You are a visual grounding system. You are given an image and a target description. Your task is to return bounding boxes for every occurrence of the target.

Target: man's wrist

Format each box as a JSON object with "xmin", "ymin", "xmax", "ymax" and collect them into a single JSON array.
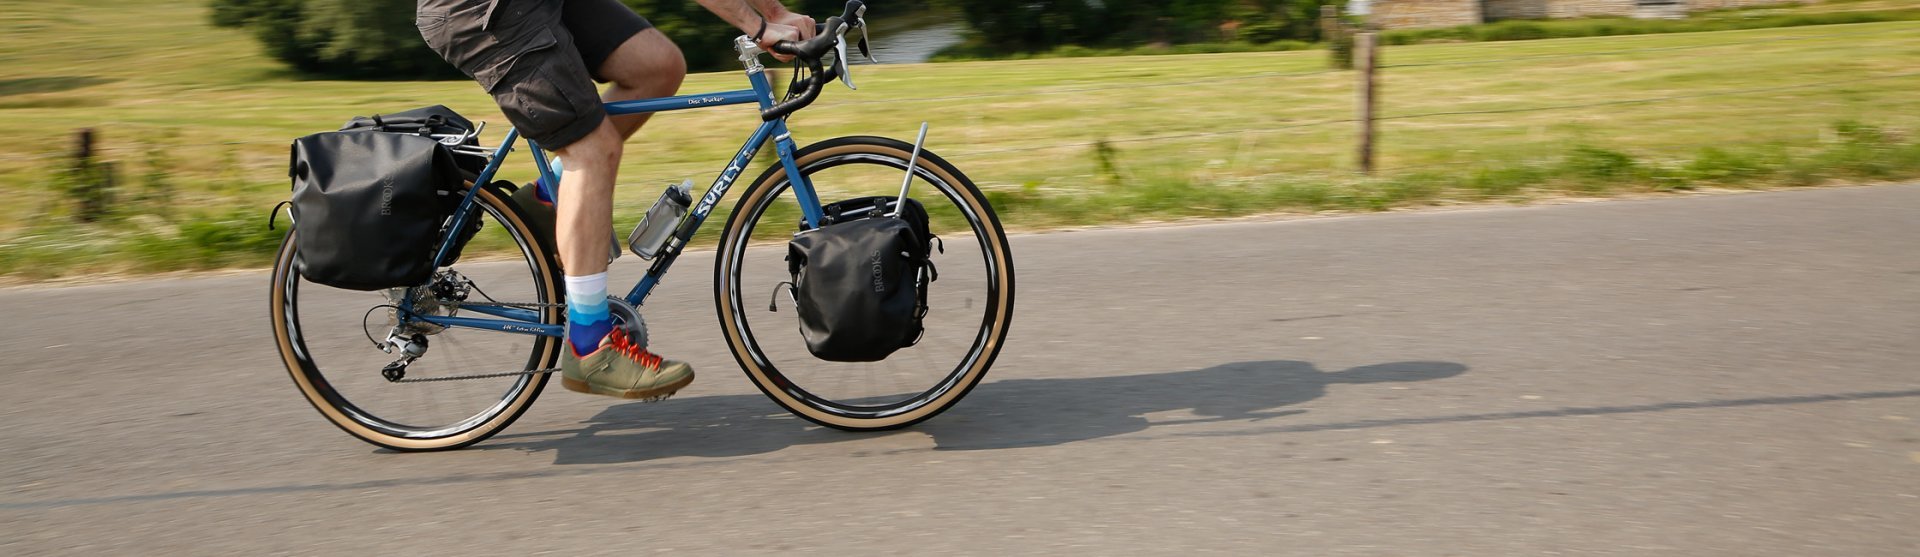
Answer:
[{"xmin": 753, "ymin": 1, "xmax": 792, "ymax": 20}]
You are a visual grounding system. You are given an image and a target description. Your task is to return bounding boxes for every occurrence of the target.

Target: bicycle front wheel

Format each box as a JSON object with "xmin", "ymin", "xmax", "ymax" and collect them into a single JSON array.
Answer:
[
  {"xmin": 716, "ymin": 136, "xmax": 1016, "ymax": 431},
  {"xmin": 269, "ymin": 183, "xmax": 563, "ymax": 451}
]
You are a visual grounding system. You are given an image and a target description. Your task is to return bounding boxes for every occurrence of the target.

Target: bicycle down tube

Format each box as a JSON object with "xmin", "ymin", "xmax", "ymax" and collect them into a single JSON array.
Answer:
[{"xmin": 409, "ymin": 65, "xmax": 825, "ymax": 338}]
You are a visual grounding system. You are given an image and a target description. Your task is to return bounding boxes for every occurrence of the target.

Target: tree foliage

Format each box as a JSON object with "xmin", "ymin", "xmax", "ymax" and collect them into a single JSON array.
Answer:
[
  {"xmin": 208, "ymin": 0, "xmax": 923, "ymax": 79},
  {"xmin": 211, "ymin": 0, "xmax": 1333, "ymax": 77},
  {"xmin": 939, "ymin": 0, "xmax": 1341, "ymax": 54},
  {"xmin": 210, "ymin": 0, "xmax": 459, "ymax": 78}
]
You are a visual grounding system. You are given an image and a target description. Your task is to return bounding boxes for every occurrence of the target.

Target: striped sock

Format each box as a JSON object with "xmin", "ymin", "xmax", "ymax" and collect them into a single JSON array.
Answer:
[{"xmin": 564, "ymin": 272, "xmax": 613, "ymax": 356}]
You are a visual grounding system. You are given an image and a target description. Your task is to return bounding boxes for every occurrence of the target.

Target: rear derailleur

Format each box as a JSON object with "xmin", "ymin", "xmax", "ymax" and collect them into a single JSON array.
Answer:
[{"xmin": 372, "ymin": 270, "xmax": 473, "ymax": 382}]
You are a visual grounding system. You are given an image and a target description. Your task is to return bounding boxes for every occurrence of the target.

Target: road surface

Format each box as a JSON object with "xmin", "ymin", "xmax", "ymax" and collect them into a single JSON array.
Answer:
[{"xmin": 3, "ymin": 185, "xmax": 1917, "ymax": 554}]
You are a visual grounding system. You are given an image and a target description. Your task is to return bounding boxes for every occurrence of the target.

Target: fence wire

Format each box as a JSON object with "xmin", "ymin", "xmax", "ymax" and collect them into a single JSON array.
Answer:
[{"xmin": 1380, "ymin": 26, "xmax": 1917, "ymax": 70}]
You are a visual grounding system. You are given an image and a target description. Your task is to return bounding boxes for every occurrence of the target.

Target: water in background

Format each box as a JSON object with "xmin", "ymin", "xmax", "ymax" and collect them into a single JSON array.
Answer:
[{"xmin": 855, "ymin": 19, "xmax": 964, "ymax": 64}]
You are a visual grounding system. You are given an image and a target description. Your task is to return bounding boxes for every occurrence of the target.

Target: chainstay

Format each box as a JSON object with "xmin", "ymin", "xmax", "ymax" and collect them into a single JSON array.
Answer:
[
  {"xmin": 393, "ymin": 367, "xmax": 560, "ymax": 383},
  {"xmin": 392, "ymin": 299, "xmax": 564, "ymax": 382},
  {"xmin": 454, "ymin": 301, "xmax": 567, "ymax": 310}
]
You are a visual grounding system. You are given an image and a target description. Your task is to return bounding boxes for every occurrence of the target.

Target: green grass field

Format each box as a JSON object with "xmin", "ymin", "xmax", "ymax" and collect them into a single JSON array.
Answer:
[{"xmin": 3, "ymin": 1, "xmax": 1919, "ymax": 279}]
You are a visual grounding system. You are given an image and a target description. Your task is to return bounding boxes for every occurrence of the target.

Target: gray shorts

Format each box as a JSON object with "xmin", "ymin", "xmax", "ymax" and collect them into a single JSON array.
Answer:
[{"xmin": 416, "ymin": 0, "xmax": 653, "ymax": 150}]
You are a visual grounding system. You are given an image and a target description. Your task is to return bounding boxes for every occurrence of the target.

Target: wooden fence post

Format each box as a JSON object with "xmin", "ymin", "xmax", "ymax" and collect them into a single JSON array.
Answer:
[
  {"xmin": 67, "ymin": 128, "xmax": 119, "ymax": 222},
  {"xmin": 1356, "ymin": 32, "xmax": 1378, "ymax": 175}
]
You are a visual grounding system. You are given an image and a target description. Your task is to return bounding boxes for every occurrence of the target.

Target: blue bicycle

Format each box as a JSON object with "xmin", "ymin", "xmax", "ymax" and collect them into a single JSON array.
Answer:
[{"xmin": 269, "ymin": 2, "xmax": 1015, "ymax": 451}]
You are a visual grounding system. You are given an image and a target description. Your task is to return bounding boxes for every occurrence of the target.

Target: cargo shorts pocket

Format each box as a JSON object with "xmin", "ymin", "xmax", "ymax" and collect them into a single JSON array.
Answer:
[
  {"xmin": 498, "ymin": 61, "xmax": 602, "ymax": 144},
  {"xmin": 422, "ymin": 9, "xmax": 559, "ymax": 93},
  {"xmin": 415, "ymin": 9, "xmax": 450, "ymax": 36}
]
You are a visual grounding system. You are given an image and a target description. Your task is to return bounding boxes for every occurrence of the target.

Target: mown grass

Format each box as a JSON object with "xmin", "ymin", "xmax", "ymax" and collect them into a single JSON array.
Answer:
[
  {"xmin": 929, "ymin": 1, "xmax": 1920, "ymax": 61},
  {"xmin": 2, "ymin": 1, "xmax": 1919, "ymax": 279},
  {"xmin": 931, "ymin": 40, "xmax": 1320, "ymax": 63},
  {"xmin": 1382, "ymin": 6, "xmax": 1920, "ymax": 45}
]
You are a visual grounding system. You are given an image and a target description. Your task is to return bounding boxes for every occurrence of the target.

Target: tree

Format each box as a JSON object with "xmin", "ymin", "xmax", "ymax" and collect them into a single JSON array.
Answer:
[
  {"xmin": 210, "ymin": 0, "xmax": 458, "ymax": 78},
  {"xmin": 938, "ymin": 0, "xmax": 1340, "ymax": 55},
  {"xmin": 210, "ymin": 0, "xmax": 903, "ymax": 79}
]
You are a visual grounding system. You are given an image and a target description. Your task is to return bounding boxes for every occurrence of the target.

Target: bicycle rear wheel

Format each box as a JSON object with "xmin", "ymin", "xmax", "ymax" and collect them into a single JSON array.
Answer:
[
  {"xmin": 269, "ymin": 184, "xmax": 563, "ymax": 451},
  {"xmin": 715, "ymin": 136, "xmax": 1015, "ymax": 431}
]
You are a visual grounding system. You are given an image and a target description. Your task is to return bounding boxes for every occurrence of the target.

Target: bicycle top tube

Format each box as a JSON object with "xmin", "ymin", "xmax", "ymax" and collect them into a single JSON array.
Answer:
[{"xmin": 604, "ymin": 89, "xmax": 762, "ymax": 116}]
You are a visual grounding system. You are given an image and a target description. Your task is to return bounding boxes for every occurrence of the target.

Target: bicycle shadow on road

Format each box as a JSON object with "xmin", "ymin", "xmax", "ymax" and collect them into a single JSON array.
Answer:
[
  {"xmin": 920, "ymin": 360, "xmax": 1466, "ymax": 450},
  {"xmin": 483, "ymin": 360, "xmax": 1467, "ymax": 465}
]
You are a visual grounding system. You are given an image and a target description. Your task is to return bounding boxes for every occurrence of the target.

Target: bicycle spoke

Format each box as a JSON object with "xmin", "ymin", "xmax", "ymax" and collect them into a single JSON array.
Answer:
[
  {"xmin": 272, "ymin": 185, "xmax": 559, "ymax": 451},
  {"xmin": 717, "ymin": 138, "xmax": 1013, "ymax": 430}
]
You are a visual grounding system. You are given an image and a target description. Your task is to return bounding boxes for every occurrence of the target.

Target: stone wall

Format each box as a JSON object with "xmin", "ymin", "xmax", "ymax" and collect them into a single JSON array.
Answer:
[
  {"xmin": 1375, "ymin": 0, "xmax": 1805, "ymax": 28},
  {"xmin": 1687, "ymin": 0, "xmax": 1800, "ymax": 11},
  {"xmin": 1482, "ymin": 0, "xmax": 1547, "ymax": 20},
  {"xmin": 1483, "ymin": 0, "xmax": 1639, "ymax": 20},
  {"xmin": 1370, "ymin": 0, "xmax": 1485, "ymax": 29}
]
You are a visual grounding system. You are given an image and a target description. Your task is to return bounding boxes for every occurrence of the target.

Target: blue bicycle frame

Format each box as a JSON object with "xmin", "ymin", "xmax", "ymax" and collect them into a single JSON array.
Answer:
[{"xmin": 404, "ymin": 62, "xmax": 823, "ymax": 339}]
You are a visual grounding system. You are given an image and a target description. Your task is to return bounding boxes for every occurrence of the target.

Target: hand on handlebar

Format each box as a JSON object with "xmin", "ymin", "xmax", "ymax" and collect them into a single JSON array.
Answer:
[
  {"xmin": 756, "ymin": 21, "xmax": 806, "ymax": 62},
  {"xmin": 771, "ymin": 12, "xmax": 816, "ymax": 41},
  {"xmin": 757, "ymin": 1, "xmax": 865, "ymax": 121}
]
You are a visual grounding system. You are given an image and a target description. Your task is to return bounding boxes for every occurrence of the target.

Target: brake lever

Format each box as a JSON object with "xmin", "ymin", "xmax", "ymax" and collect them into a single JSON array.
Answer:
[
  {"xmin": 857, "ymin": 19, "xmax": 876, "ymax": 63},
  {"xmin": 834, "ymin": 30, "xmax": 856, "ymax": 90}
]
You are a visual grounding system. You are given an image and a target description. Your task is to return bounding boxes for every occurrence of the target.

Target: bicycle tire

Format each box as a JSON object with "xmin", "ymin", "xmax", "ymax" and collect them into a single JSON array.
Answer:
[
  {"xmin": 714, "ymin": 136, "xmax": 1016, "ymax": 431},
  {"xmin": 270, "ymin": 183, "xmax": 563, "ymax": 451}
]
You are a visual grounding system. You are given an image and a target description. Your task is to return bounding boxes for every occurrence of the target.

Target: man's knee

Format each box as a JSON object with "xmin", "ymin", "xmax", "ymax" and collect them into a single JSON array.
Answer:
[
  {"xmin": 555, "ymin": 122, "xmax": 623, "ymax": 168},
  {"xmin": 602, "ymin": 29, "xmax": 687, "ymax": 94}
]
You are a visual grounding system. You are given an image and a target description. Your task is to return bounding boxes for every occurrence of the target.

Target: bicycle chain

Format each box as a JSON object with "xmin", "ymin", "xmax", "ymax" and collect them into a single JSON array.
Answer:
[
  {"xmin": 388, "ymin": 301, "xmax": 567, "ymax": 382},
  {"xmin": 393, "ymin": 367, "xmax": 560, "ymax": 383}
]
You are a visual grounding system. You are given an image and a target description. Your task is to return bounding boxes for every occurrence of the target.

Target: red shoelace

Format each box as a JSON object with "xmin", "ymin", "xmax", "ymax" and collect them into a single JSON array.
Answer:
[{"xmin": 606, "ymin": 328, "xmax": 663, "ymax": 370}]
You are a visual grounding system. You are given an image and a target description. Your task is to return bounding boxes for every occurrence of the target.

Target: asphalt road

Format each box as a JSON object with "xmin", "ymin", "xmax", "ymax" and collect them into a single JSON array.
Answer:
[{"xmin": 3, "ymin": 185, "xmax": 1917, "ymax": 555}]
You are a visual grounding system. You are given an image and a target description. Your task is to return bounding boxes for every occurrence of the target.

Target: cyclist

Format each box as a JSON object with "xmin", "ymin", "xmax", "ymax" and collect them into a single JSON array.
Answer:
[{"xmin": 415, "ymin": 0, "xmax": 814, "ymax": 399}]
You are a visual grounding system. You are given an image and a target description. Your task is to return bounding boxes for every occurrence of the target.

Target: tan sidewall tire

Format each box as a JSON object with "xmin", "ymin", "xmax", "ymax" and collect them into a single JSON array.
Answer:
[
  {"xmin": 270, "ymin": 185, "xmax": 562, "ymax": 451},
  {"xmin": 715, "ymin": 138, "xmax": 1014, "ymax": 431}
]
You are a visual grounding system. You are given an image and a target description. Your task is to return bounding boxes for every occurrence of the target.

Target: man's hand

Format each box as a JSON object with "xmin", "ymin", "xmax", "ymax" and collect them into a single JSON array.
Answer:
[
  {"xmin": 694, "ymin": 1, "xmax": 816, "ymax": 62},
  {"xmin": 771, "ymin": 11, "xmax": 816, "ymax": 41},
  {"xmin": 756, "ymin": 22, "xmax": 805, "ymax": 63}
]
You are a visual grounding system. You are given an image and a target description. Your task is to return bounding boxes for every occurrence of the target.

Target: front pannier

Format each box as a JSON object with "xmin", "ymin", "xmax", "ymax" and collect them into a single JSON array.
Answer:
[{"xmin": 786, "ymin": 196, "xmax": 939, "ymax": 362}]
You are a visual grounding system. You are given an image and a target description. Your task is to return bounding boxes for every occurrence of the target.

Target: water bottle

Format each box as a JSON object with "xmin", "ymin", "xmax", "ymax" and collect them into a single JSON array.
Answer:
[
  {"xmin": 628, "ymin": 180, "xmax": 693, "ymax": 260},
  {"xmin": 537, "ymin": 157, "xmax": 562, "ymax": 202}
]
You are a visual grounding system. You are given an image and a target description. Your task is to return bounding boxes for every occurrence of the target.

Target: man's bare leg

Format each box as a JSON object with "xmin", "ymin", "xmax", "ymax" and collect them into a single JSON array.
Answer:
[
  {"xmin": 548, "ymin": 28, "xmax": 683, "ymax": 360},
  {"xmin": 551, "ymin": 120, "xmax": 622, "ymax": 278},
  {"xmin": 551, "ymin": 118, "xmax": 695, "ymax": 398},
  {"xmin": 597, "ymin": 28, "xmax": 688, "ymax": 140},
  {"xmin": 550, "ymin": 29, "xmax": 683, "ymax": 272}
]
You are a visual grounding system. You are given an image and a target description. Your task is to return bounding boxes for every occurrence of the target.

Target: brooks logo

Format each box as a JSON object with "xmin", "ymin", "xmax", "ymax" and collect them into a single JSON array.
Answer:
[
  {"xmin": 379, "ymin": 182, "xmax": 395, "ymax": 216},
  {"xmin": 870, "ymin": 249, "xmax": 885, "ymax": 293}
]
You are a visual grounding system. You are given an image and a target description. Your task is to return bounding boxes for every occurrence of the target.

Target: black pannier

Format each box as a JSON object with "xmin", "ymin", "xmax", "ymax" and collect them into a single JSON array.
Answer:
[
  {"xmin": 287, "ymin": 105, "xmax": 481, "ymax": 291},
  {"xmin": 339, "ymin": 105, "xmax": 488, "ymax": 176},
  {"xmin": 786, "ymin": 196, "xmax": 940, "ymax": 362}
]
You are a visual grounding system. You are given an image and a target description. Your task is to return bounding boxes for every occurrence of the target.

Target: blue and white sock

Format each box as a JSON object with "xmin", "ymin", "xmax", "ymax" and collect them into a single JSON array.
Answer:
[{"xmin": 564, "ymin": 272, "xmax": 613, "ymax": 356}]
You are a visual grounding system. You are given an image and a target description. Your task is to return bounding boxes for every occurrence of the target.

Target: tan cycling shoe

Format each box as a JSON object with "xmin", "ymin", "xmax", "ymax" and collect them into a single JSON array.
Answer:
[{"xmin": 560, "ymin": 328, "xmax": 694, "ymax": 400}]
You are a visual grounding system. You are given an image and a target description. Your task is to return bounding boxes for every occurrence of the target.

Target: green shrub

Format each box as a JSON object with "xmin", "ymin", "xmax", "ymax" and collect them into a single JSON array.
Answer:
[
  {"xmin": 210, "ymin": 0, "xmax": 459, "ymax": 79},
  {"xmin": 1468, "ymin": 165, "xmax": 1547, "ymax": 198},
  {"xmin": 1683, "ymin": 146, "xmax": 1780, "ymax": 184},
  {"xmin": 1477, "ymin": 21, "xmax": 1553, "ymax": 41},
  {"xmin": 939, "ymin": 0, "xmax": 1340, "ymax": 57},
  {"xmin": 1563, "ymin": 146, "xmax": 1640, "ymax": 181}
]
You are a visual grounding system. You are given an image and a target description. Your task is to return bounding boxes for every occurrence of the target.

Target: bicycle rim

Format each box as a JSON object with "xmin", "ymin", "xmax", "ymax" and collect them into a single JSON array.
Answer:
[
  {"xmin": 717, "ymin": 137, "xmax": 1015, "ymax": 431},
  {"xmin": 270, "ymin": 185, "xmax": 561, "ymax": 451}
]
